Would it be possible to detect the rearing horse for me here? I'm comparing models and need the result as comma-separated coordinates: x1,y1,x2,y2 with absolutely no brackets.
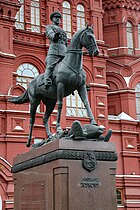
8,25,99,147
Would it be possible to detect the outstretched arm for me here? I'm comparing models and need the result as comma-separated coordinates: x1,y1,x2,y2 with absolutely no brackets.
46,26,60,42
46,26,55,40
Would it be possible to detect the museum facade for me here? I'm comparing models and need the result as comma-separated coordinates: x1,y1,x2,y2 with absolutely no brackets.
0,0,140,209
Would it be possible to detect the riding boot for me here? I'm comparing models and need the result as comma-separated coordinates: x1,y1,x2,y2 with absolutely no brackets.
44,69,52,88
104,129,112,142
97,129,112,142
70,120,86,140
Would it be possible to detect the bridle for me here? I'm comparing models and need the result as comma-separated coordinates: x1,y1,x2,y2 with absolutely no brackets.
62,28,97,74
67,49,83,54
67,28,96,54
83,33,97,53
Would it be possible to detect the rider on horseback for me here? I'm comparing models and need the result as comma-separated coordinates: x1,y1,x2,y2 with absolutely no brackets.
44,11,68,88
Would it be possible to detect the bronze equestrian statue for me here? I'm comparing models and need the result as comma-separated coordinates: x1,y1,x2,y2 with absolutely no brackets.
8,12,100,147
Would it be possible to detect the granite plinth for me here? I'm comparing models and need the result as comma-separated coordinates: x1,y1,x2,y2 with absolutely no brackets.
12,139,118,210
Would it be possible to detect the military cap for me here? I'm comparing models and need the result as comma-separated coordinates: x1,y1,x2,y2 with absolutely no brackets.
50,11,62,21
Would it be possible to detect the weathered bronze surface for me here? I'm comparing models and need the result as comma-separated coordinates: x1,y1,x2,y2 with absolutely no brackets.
30,120,112,149
8,12,100,147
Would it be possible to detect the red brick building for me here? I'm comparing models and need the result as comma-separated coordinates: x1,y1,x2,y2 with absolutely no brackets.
0,0,140,209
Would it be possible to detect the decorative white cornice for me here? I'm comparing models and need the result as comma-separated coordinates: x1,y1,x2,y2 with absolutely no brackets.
0,109,30,114
125,200,140,204
0,157,12,167
5,200,14,204
89,83,109,88
116,174,140,178
0,51,16,58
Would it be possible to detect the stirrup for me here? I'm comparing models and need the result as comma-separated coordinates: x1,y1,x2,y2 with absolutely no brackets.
45,78,52,87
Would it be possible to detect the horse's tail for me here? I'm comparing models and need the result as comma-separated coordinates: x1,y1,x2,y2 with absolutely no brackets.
8,90,29,104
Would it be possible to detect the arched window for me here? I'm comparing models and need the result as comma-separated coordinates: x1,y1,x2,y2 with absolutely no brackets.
138,24,140,49
16,63,39,89
0,196,2,210
77,4,85,30
116,189,123,206
62,1,72,38
31,0,40,32
15,0,24,30
66,90,87,117
135,83,140,120
126,21,134,55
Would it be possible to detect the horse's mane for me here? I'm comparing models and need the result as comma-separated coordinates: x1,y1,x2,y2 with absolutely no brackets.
71,28,85,40
69,26,93,48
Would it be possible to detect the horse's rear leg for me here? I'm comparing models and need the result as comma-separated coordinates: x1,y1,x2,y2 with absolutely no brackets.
56,82,64,134
78,85,97,125
26,100,40,147
43,98,57,140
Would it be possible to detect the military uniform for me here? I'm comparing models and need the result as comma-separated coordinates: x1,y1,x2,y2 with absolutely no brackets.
44,12,68,87
46,24,67,56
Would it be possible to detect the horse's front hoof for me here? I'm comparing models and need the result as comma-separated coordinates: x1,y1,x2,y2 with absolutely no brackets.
56,126,62,133
90,119,98,126
26,142,30,147
46,136,53,143
56,129,64,139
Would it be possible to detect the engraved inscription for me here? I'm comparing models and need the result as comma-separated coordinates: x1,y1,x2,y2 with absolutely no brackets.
81,177,100,188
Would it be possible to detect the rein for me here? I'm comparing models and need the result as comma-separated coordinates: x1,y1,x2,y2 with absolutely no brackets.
67,49,83,54
62,28,96,75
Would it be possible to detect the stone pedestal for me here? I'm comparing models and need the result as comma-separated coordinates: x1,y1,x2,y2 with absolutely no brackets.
12,139,118,210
